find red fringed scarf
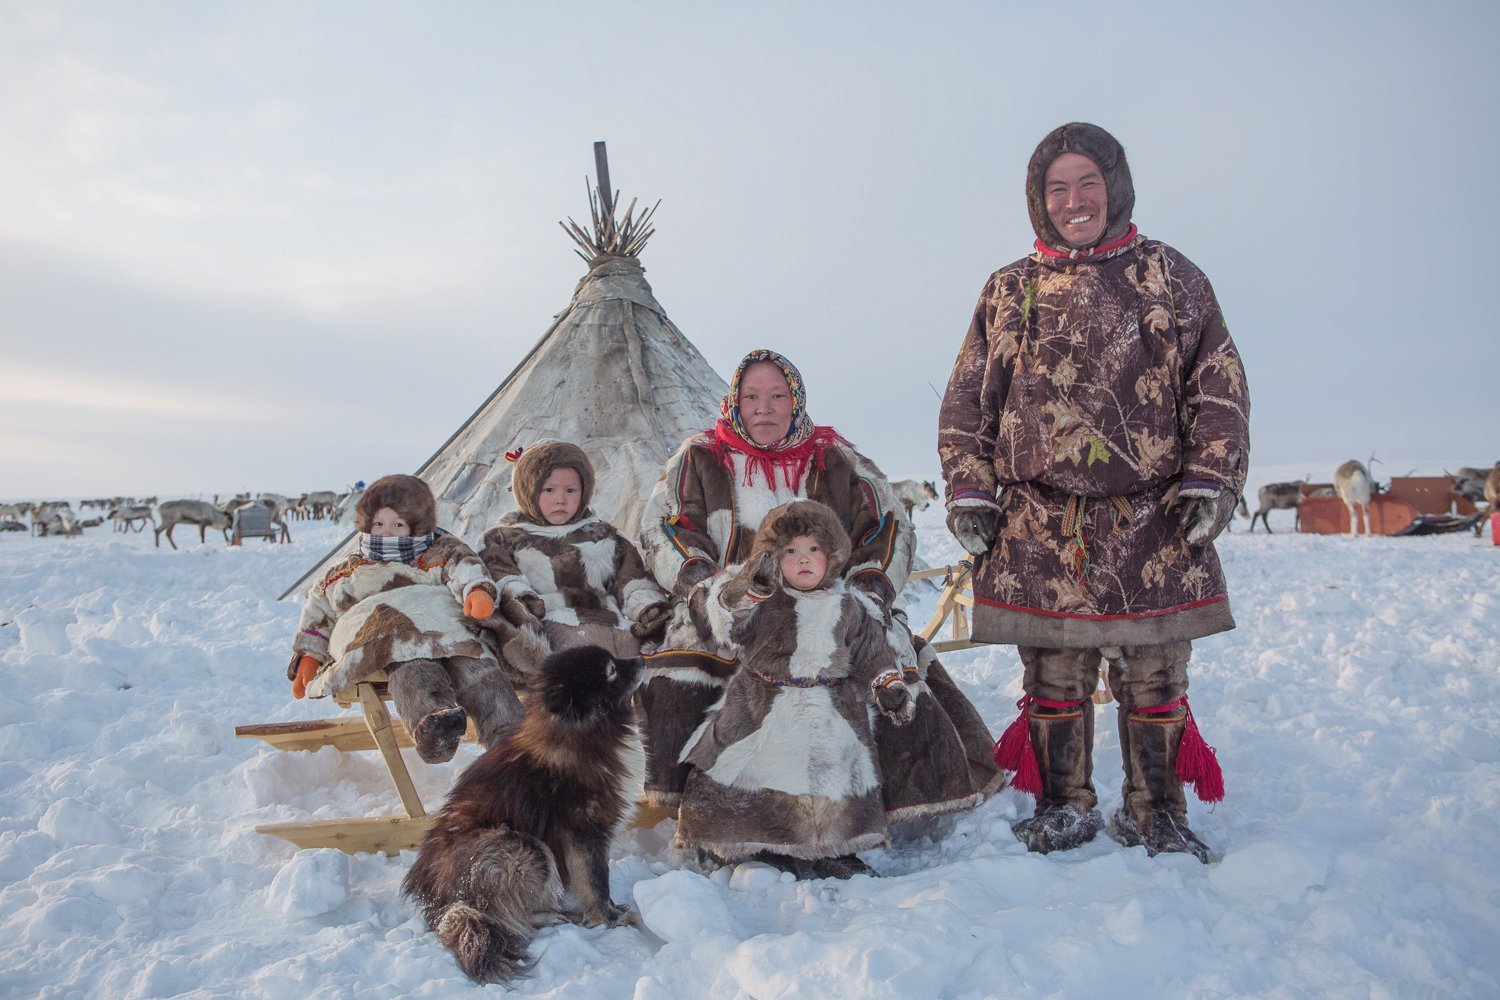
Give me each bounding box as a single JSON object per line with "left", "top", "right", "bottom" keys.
{"left": 708, "top": 420, "right": 849, "bottom": 492}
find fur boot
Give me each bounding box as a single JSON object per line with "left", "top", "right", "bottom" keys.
{"left": 1107, "top": 706, "right": 1214, "bottom": 863}
{"left": 1011, "top": 700, "right": 1102, "bottom": 853}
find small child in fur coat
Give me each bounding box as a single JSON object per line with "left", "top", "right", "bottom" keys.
{"left": 673, "top": 499, "right": 916, "bottom": 880}
{"left": 287, "top": 474, "right": 526, "bottom": 764}
{"left": 478, "top": 441, "right": 672, "bottom": 673}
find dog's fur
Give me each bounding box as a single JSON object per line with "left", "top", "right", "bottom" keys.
{"left": 402, "top": 644, "right": 644, "bottom": 983}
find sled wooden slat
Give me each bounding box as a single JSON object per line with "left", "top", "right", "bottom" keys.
{"left": 237, "top": 671, "right": 471, "bottom": 855}
{"left": 253, "top": 815, "right": 436, "bottom": 855}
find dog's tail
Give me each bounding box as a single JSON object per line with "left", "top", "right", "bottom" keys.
{"left": 437, "top": 903, "right": 533, "bottom": 983}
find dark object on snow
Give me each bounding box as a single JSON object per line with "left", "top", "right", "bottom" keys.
{"left": 1393, "top": 512, "right": 1485, "bottom": 537}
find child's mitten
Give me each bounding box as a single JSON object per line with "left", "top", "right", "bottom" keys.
{"left": 464, "top": 589, "right": 495, "bottom": 619}
{"left": 291, "top": 654, "right": 320, "bottom": 699}
{"left": 872, "top": 671, "right": 916, "bottom": 725}
{"left": 631, "top": 600, "right": 674, "bottom": 640}
{"left": 500, "top": 592, "right": 544, "bottom": 627}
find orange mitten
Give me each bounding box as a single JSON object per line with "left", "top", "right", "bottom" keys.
{"left": 464, "top": 589, "right": 495, "bottom": 619}
{"left": 291, "top": 654, "right": 320, "bottom": 699}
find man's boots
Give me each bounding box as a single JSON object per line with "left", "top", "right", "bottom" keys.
{"left": 1010, "top": 700, "right": 1103, "bottom": 853}
{"left": 1108, "top": 704, "right": 1214, "bottom": 863}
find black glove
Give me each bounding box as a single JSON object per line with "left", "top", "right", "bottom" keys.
{"left": 1177, "top": 486, "right": 1238, "bottom": 545}
{"left": 946, "top": 506, "right": 999, "bottom": 556}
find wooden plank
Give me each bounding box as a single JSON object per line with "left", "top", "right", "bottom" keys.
{"left": 255, "top": 816, "right": 436, "bottom": 855}
{"left": 235, "top": 715, "right": 477, "bottom": 753}
{"left": 357, "top": 684, "right": 427, "bottom": 819}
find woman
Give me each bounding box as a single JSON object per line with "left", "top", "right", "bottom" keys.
{"left": 637, "top": 349, "right": 1001, "bottom": 850}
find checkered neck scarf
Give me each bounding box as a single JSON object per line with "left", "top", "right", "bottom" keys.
{"left": 357, "top": 527, "right": 447, "bottom": 564}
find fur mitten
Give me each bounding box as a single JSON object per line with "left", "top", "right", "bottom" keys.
{"left": 500, "top": 591, "right": 544, "bottom": 628}
{"left": 722, "top": 550, "right": 777, "bottom": 608}
{"left": 675, "top": 557, "right": 720, "bottom": 596}
{"left": 290, "top": 654, "right": 320, "bottom": 699}
{"left": 849, "top": 569, "right": 896, "bottom": 614}
{"left": 872, "top": 671, "right": 916, "bottom": 726}
{"left": 631, "top": 601, "right": 674, "bottom": 641}
{"left": 947, "top": 507, "right": 999, "bottom": 556}
{"left": 1175, "top": 483, "right": 1237, "bottom": 545}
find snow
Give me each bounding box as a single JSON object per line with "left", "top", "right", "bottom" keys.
{"left": 3, "top": 503, "right": 1499, "bottom": 999}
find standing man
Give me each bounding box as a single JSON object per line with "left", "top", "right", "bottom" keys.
{"left": 938, "top": 122, "right": 1249, "bottom": 862}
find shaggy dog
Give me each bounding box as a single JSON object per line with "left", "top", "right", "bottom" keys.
{"left": 402, "top": 644, "right": 644, "bottom": 982}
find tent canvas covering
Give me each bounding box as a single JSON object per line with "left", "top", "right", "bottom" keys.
{"left": 281, "top": 249, "right": 727, "bottom": 600}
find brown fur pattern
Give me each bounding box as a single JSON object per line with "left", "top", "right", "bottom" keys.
{"left": 355, "top": 474, "right": 437, "bottom": 535}
{"left": 511, "top": 441, "right": 597, "bottom": 525}
{"left": 402, "top": 644, "right": 644, "bottom": 983}
{"left": 1025, "top": 121, "right": 1135, "bottom": 250}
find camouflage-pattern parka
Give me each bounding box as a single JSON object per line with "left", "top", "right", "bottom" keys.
{"left": 938, "top": 231, "right": 1250, "bottom": 648}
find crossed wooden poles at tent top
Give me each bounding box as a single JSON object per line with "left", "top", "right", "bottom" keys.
{"left": 560, "top": 182, "right": 659, "bottom": 262}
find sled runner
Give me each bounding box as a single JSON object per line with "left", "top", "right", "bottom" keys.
{"left": 235, "top": 671, "right": 476, "bottom": 855}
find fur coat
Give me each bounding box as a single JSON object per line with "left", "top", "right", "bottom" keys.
{"left": 938, "top": 233, "right": 1251, "bottom": 648}
{"left": 294, "top": 534, "right": 498, "bottom": 698}
{"left": 637, "top": 435, "right": 1000, "bottom": 815}
{"left": 479, "top": 512, "right": 666, "bottom": 661}
{"left": 674, "top": 504, "right": 909, "bottom": 860}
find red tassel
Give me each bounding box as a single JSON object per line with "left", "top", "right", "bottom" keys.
{"left": 992, "top": 697, "right": 1042, "bottom": 797}
{"left": 1175, "top": 698, "right": 1224, "bottom": 803}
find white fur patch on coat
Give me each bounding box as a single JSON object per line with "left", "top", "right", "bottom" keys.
{"left": 704, "top": 687, "right": 877, "bottom": 798}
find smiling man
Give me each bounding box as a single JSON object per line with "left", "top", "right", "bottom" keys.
{"left": 938, "top": 122, "right": 1251, "bottom": 862}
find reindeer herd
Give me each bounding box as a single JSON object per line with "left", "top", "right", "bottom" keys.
{"left": 0, "top": 489, "right": 365, "bottom": 549}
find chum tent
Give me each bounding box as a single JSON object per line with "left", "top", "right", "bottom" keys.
{"left": 280, "top": 148, "right": 727, "bottom": 600}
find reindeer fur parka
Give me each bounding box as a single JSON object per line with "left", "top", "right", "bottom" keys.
{"left": 479, "top": 442, "right": 667, "bottom": 664}
{"left": 637, "top": 428, "right": 1000, "bottom": 816}
{"left": 295, "top": 534, "right": 499, "bottom": 698}
{"left": 674, "top": 501, "right": 914, "bottom": 861}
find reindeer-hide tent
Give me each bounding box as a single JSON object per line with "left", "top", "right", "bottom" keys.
{"left": 279, "top": 164, "right": 727, "bottom": 600}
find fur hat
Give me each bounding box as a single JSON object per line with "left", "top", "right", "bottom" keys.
{"left": 355, "top": 474, "right": 437, "bottom": 535}
{"left": 750, "top": 499, "right": 851, "bottom": 590}
{"left": 512, "top": 441, "right": 596, "bottom": 525}
{"left": 1025, "top": 122, "right": 1135, "bottom": 251}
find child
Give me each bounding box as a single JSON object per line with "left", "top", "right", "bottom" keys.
{"left": 673, "top": 499, "right": 915, "bottom": 880}
{"left": 287, "top": 474, "right": 525, "bottom": 764}
{"left": 478, "top": 441, "right": 672, "bottom": 668}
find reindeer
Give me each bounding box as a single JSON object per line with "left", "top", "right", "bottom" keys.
{"left": 154, "top": 500, "right": 233, "bottom": 549}
{"left": 330, "top": 489, "right": 363, "bottom": 524}
{"left": 1334, "top": 460, "right": 1375, "bottom": 536}
{"left": 1448, "top": 465, "right": 1499, "bottom": 507}
{"left": 108, "top": 504, "right": 155, "bottom": 533}
{"left": 303, "top": 490, "right": 339, "bottom": 519}
{"left": 1248, "top": 480, "right": 1307, "bottom": 533}
{"left": 1476, "top": 467, "right": 1500, "bottom": 537}
{"left": 890, "top": 479, "right": 940, "bottom": 516}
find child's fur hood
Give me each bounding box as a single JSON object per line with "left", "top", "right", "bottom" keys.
{"left": 748, "top": 499, "right": 851, "bottom": 590}
{"left": 512, "top": 441, "right": 596, "bottom": 526}
{"left": 356, "top": 474, "right": 437, "bottom": 535}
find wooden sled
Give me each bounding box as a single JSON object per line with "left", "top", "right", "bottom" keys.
{"left": 914, "top": 560, "right": 1113, "bottom": 704}
{"left": 235, "top": 672, "right": 476, "bottom": 855}
{"left": 237, "top": 672, "right": 673, "bottom": 854}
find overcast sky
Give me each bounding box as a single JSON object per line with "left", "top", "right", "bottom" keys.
{"left": 2, "top": 1, "right": 1496, "bottom": 499}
